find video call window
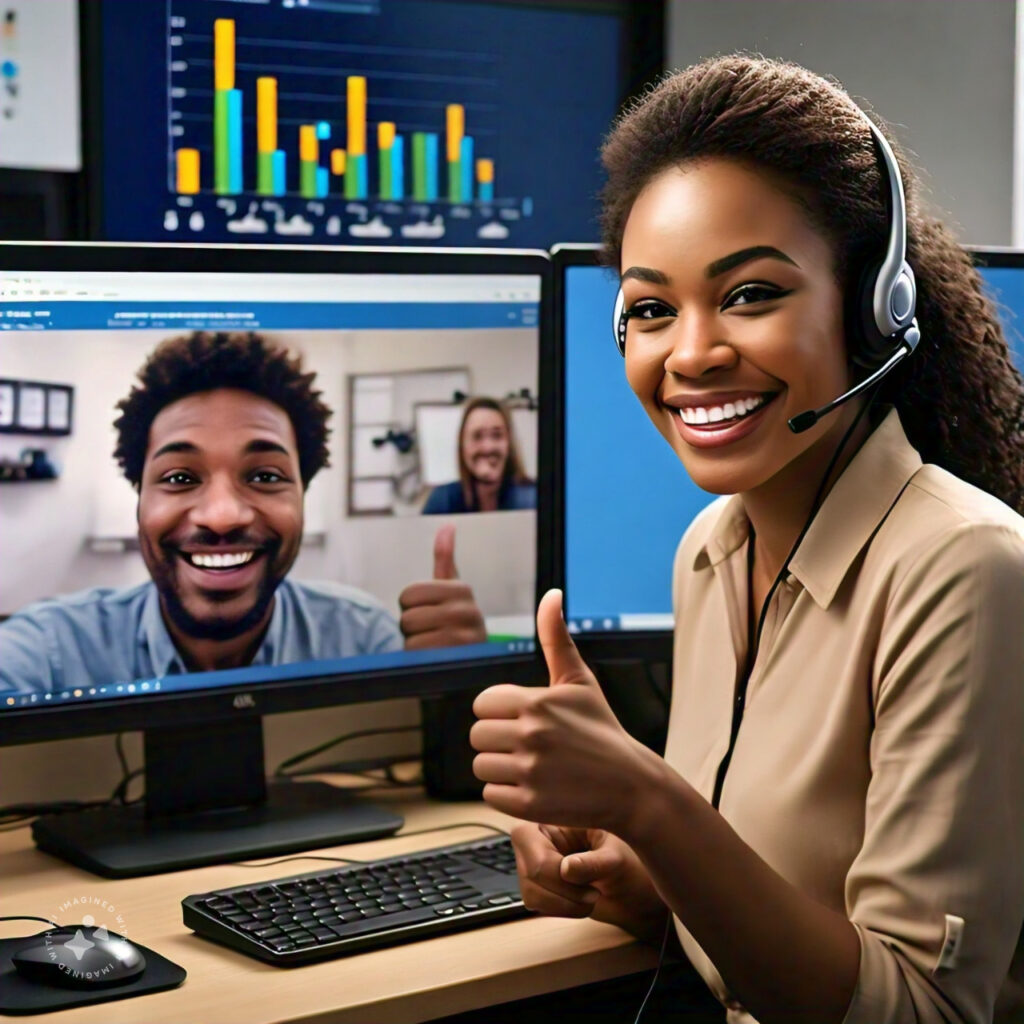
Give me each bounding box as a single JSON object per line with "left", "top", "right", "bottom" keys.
{"left": 0, "top": 268, "right": 540, "bottom": 709}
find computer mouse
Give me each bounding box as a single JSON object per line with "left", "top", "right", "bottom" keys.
{"left": 11, "top": 925, "right": 146, "bottom": 989}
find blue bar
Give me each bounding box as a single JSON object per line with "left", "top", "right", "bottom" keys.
{"left": 391, "top": 136, "right": 404, "bottom": 200}
{"left": 460, "top": 135, "right": 474, "bottom": 202}
{"left": 479, "top": 181, "right": 494, "bottom": 202}
{"left": 272, "top": 150, "right": 286, "bottom": 195}
{"left": 425, "top": 133, "right": 438, "bottom": 201}
{"left": 316, "top": 121, "right": 331, "bottom": 140}
{"left": 356, "top": 153, "right": 368, "bottom": 198}
{"left": 227, "top": 88, "right": 243, "bottom": 193}
{"left": 0, "top": 639, "right": 534, "bottom": 708}
{"left": 2, "top": 301, "right": 540, "bottom": 331}
{"left": 316, "top": 167, "right": 328, "bottom": 198}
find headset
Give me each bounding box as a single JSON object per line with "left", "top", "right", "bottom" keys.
{"left": 612, "top": 113, "right": 921, "bottom": 434}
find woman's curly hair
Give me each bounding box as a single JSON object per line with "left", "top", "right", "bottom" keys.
{"left": 113, "top": 331, "right": 332, "bottom": 489}
{"left": 600, "top": 55, "right": 1024, "bottom": 513}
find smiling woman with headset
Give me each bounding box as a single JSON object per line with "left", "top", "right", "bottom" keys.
{"left": 468, "top": 56, "right": 1024, "bottom": 1024}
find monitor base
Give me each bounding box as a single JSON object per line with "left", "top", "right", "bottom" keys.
{"left": 32, "top": 781, "right": 404, "bottom": 878}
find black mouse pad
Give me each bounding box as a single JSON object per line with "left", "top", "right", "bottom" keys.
{"left": 0, "top": 937, "right": 186, "bottom": 1016}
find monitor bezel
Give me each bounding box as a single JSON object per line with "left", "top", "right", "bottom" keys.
{"left": 551, "top": 242, "right": 673, "bottom": 664}
{"left": 967, "top": 245, "right": 1024, "bottom": 269}
{"left": 0, "top": 240, "right": 553, "bottom": 745}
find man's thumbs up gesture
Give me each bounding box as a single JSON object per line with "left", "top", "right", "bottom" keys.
{"left": 470, "top": 589, "right": 657, "bottom": 834}
{"left": 398, "top": 524, "right": 487, "bottom": 649}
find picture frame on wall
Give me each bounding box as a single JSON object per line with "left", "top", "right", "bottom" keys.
{"left": 0, "top": 379, "right": 74, "bottom": 435}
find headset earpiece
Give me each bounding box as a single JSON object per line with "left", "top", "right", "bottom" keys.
{"left": 613, "top": 288, "right": 627, "bottom": 356}
{"left": 853, "top": 119, "right": 919, "bottom": 369}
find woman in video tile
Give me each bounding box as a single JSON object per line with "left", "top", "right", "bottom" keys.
{"left": 422, "top": 397, "right": 536, "bottom": 514}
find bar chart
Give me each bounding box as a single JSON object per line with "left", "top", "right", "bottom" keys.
{"left": 165, "top": 5, "right": 527, "bottom": 241}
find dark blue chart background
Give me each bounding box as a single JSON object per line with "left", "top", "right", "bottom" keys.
{"left": 98, "top": 0, "right": 624, "bottom": 246}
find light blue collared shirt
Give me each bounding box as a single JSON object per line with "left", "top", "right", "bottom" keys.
{"left": 0, "top": 578, "right": 402, "bottom": 696}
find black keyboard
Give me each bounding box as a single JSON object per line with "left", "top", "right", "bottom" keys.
{"left": 182, "top": 834, "right": 528, "bottom": 965}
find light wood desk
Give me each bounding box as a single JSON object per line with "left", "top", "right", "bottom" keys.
{"left": 0, "top": 783, "right": 658, "bottom": 1024}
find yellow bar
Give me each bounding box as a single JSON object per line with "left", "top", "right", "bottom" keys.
{"left": 446, "top": 104, "right": 464, "bottom": 162}
{"left": 331, "top": 148, "right": 347, "bottom": 175}
{"left": 347, "top": 76, "right": 366, "bottom": 156}
{"left": 257, "top": 77, "right": 277, "bottom": 154}
{"left": 214, "top": 19, "right": 235, "bottom": 91}
{"left": 378, "top": 121, "right": 396, "bottom": 150}
{"left": 176, "top": 148, "right": 200, "bottom": 193}
{"left": 476, "top": 158, "right": 494, "bottom": 184}
{"left": 300, "top": 124, "right": 318, "bottom": 163}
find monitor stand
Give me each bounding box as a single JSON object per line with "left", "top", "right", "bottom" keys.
{"left": 31, "top": 717, "right": 404, "bottom": 878}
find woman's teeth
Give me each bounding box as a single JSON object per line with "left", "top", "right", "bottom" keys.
{"left": 678, "top": 395, "right": 771, "bottom": 426}
{"left": 187, "top": 551, "right": 255, "bottom": 569}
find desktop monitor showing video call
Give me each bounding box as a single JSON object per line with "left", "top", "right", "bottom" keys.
{"left": 556, "top": 244, "right": 1024, "bottom": 657}
{"left": 0, "top": 242, "right": 550, "bottom": 875}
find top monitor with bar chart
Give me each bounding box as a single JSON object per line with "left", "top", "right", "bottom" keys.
{"left": 87, "top": 0, "right": 654, "bottom": 247}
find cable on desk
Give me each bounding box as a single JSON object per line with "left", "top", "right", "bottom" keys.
{"left": 274, "top": 724, "right": 422, "bottom": 779}
{"left": 0, "top": 916, "right": 59, "bottom": 929}
{"left": 233, "top": 821, "right": 511, "bottom": 869}
{"left": 0, "top": 732, "right": 142, "bottom": 829}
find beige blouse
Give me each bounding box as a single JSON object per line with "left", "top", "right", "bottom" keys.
{"left": 666, "top": 408, "right": 1024, "bottom": 1024}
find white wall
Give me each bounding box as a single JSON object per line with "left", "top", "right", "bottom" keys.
{"left": 665, "top": 0, "right": 1018, "bottom": 245}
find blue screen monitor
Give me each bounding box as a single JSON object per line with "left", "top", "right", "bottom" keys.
{"left": 84, "top": 0, "right": 663, "bottom": 248}
{"left": 0, "top": 241, "right": 551, "bottom": 875}
{"left": 556, "top": 244, "right": 1024, "bottom": 663}
{"left": 554, "top": 244, "right": 714, "bottom": 658}
{"left": 972, "top": 247, "right": 1024, "bottom": 372}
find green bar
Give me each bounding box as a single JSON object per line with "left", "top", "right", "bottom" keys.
{"left": 412, "top": 133, "right": 426, "bottom": 202}
{"left": 345, "top": 161, "right": 358, "bottom": 199}
{"left": 300, "top": 159, "right": 317, "bottom": 198}
{"left": 214, "top": 90, "right": 230, "bottom": 194}
{"left": 257, "top": 151, "right": 274, "bottom": 195}
{"left": 379, "top": 146, "right": 392, "bottom": 200}
{"left": 448, "top": 160, "right": 460, "bottom": 203}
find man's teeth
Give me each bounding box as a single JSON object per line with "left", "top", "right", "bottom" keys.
{"left": 679, "top": 395, "right": 770, "bottom": 426}
{"left": 188, "top": 551, "right": 255, "bottom": 569}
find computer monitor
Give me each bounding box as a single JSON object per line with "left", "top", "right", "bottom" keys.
{"left": 81, "top": 0, "right": 663, "bottom": 247}
{"left": 971, "top": 246, "right": 1024, "bottom": 372}
{"left": 0, "top": 241, "right": 552, "bottom": 876}
{"left": 552, "top": 243, "right": 713, "bottom": 663}
{"left": 555, "top": 243, "right": 1024, "bottom": 666}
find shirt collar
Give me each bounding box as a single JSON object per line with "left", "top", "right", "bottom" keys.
{"left": 692, "top": 407, "right": 923, "bottom": 608}
{"left": 138, "top": 582, "right": 185, "bottom": 677}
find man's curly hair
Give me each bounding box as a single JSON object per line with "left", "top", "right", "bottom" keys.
{"left": 600, "top": 55, "right": 1024, "bottom": 513}
{"left": 113, "top": 331, "right": 332, "bottom": 489}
